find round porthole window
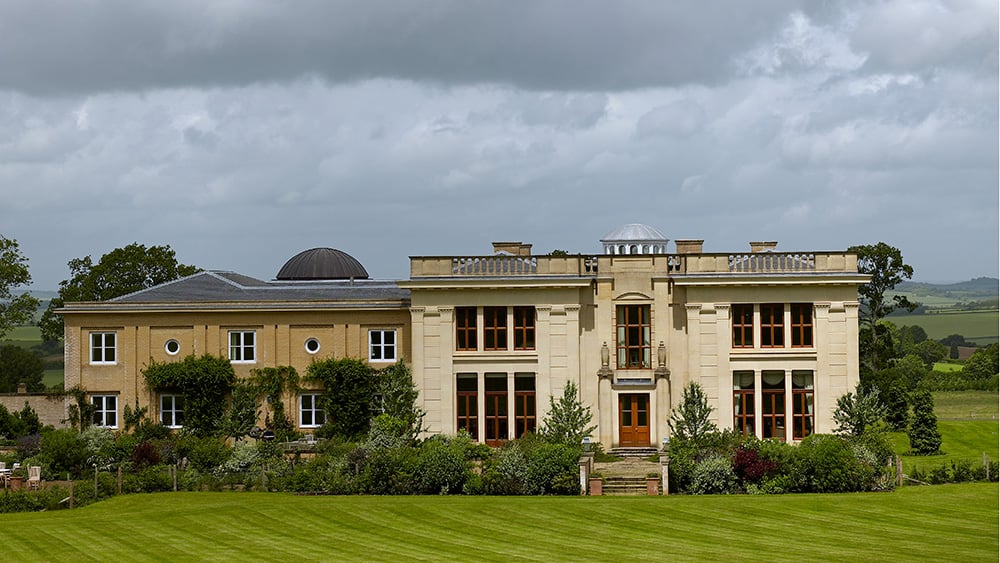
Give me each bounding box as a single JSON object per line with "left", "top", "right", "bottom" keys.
{"left": 305, "top": 338, "right": 321, "bottom": 354}
{"left": 165, "top": 339, "right": 181, "bottom": 355}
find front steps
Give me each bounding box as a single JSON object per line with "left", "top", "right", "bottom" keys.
{"left": 608, "top": 447, "right": 659, "bottom": 459}
{"left": 602, "top": 476, "right": 652, "bottom": 496}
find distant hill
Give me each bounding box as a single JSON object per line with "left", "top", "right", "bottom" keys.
{"left": 898, "top": 277, "right": 999, "bottom": 294}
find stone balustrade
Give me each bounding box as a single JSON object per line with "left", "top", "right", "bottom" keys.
{"left": 409, "top": 252, "right": 858, "bottom": 278}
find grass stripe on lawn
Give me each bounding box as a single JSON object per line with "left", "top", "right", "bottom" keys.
{"left": 0, "top": 484, "right": 995, "bottom": 562}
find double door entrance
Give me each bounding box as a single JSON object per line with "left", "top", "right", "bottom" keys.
{"left": 618, "top": 393, "right": 651, "bottom": 447}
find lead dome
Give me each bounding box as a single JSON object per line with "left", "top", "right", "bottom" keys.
{"left": 276, "top": 248, "right": 370, "bottom": 280}
{"left": 600, "top": 224, "right": 669, "bottom": 255}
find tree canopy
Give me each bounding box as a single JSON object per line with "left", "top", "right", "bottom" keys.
{"left": 0, "top": 236, "right": 40, "bottom": 340}
{"left": 0, "top": 344, "right": 46, "bottom": 393}
{"left": 849, "top": 242, "right": 917, "bottom": 372}
{"left": 40, "top": 243, "right": 199, "bottom": 341}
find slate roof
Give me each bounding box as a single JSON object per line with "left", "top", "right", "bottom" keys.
{"left": 98, "top": 271, "right": 409, "bottom": 304}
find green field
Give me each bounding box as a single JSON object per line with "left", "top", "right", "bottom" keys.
{"left": 890, "top": 391, "right": 999, "bottom": 474}
{"left": 888, "top": 310, "right": 999, "bottom": 345}
{"left": 1, "top": 325, "right": 65, "bottom": 389}
{"left": 0, "top": 485, "right": 995, "bottom": 562}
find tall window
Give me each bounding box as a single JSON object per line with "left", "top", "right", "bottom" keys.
{"left": 456, "top": 374, "right": 478, "bottom": 439}
{"left": 760, "top": 304, "right": 784, "bottom": 348}
{"left": 483, "top": 307, "right": 508, "bottom": 351}
{"left": 761, "top": 371, "right": 785, "bottom": 441}
{"left": 790, "top": 304, "right": 814, "bottom": 347}
{"left": 513, "top": 307, "right": 536, "bottom": 350}
{"left": 732, "top": 305, "right": 753, "bottom": 348}
{"left": 733, "top": 372, "right": 755, "bottom": 437}
{"left": 92, "top": 395, "right": 118, "bottom": 428}
{"left": 792, "top": 371, "right": 814, "bottom": 439}
{"left": 484, "top": 374, "right": 508, "bottom": 445}
{"left": 299, "top": 393, "right": 326, "bottom": 428}
{"left": 160, "top": 395, "right": 184, "bottom": 428}
{"left": 514, "top": 374, "right": 536, "bottom": 438}
{"left": 229, "top": 330, "right": 256, "bottom": 363}
{"left": 369, "top": 329, "right": 397, "bottom": 361}
{"left": 90, "top": 332, "right": 117, "bottom": 364}
{"left": 455, "top": 307, "right": 477, "bottom": 351}
{"left": 616, "top": 305, "right": 651, "bottom": 368}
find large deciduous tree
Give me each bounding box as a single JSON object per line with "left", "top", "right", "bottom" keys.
{"left": 0, "top": 236, "right": 40, "bottom": 340}
{"left": 0, "top": 344, "right": 46, "bottom": 392}
{"left": 849, "top": 242, "right": 917, "bottom": 372}
{"left": 40, "top": 243, "right": 199, "bottom": 341}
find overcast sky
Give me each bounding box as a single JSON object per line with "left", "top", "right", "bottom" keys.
{"left": 1, "top": 1, "right": 997, "bottom": 290}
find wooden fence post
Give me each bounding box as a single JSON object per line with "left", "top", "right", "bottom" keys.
{"left": 117, "top": 466, "right": 122, "bottom": 496}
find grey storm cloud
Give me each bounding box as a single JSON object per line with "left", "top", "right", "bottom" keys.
{"left": 0, "top": 1, "right": 996, "bottom": 290}
{"left": 0, "top": 0, "right": 808, "bottom": 94}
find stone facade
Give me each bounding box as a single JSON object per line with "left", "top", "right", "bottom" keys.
{"left": 58, "top": 230, "right": 867, "bottom": 447}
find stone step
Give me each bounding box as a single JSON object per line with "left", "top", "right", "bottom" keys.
{"left": 608, "top": 447, "right": 659, "bottom": 459}
{"left": 602, "top": 477, "right": 654, "bottom": 496}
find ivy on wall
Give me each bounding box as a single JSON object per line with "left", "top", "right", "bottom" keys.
{"left": 143, "top": 354, "right": 236, "bottom": 436}
{"left": 306, "top": 358, "right": 376, "bottom": 440}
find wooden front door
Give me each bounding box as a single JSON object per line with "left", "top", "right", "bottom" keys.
{"left": 619, "top": 394, "right": 651, "bottom": 447}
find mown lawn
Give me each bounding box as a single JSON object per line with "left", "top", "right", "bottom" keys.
{"left": 889, "top": 392, "right": 999, "bottom": 474}
{"left": 0, "top": 485, "right": 996, "bottom": 562}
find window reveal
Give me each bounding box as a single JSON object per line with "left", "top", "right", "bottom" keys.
{"left": 732, "top": 372, "right": 755, "bottom": 437}
{"left": 791, "top": 304, "right": 814, "bottom": 347}
{"left": 484, "top": 374, "right": 508, "bottom": 445}
{"left": 732, "top": 305, "right": 754, "bottom": 348}
{"left": 513, "top": 307, "right": 536, "bottom": 350}
{"left": 760, "top": 304, "right": 784, "bottom": 348}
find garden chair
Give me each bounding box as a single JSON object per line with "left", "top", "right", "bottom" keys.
{"left": 0, "top": 462, "right": 6, "bottom": 486}
{"left": 27, "top": 465, "right": 41, "bottom": 490}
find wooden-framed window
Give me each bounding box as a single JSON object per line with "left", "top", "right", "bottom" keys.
{"left": 514, "top": 373, "right": 536, "bottom": 438}
{"left": 228, "top": 330, "right": 256, "bottom": 363}
{"left": 483, "top": 307, "right": 508, "bottom": 351}
{"left": 733, "top": 371, "right": 755, "bottom": 437}
{"left": 513, "top": 307, "right": 536, "bottom": 350}
{"left": 790, "top": 303, "right": 814, "bottom": 347}
{"left": 456, "top": 374, "right": 478, "bottom": 439}
{"left": 616, "top": 305, "right": 651, "bottom": 368}
{"left": 792, "top": 371, "right": 814, "bottom": 440}
{"left": 91, "top": 395, "right": 118, "bottom": 428}
{"left": 760, "top": 304, "right": 784, "bottom": 348}
{"left": 455, "top": 307, "right": 477, "bottom": 351}
{"left": 299, "top": 393, "right": 326, "bottom": 428}
{"left": 368, "top": 329, "right": 397, "bottom": 361}
{"left": 160, "top": 395, "right": 184, "bottom": 428}
{"left": 484, "top": 374, "right": 508, "bottom": 445}
{"left": 761, "top": 371, "right": 785, "bottom": 441}
{"left": 90, "top": 332, "right": 117, "bottom": 364}
{"left": 732, "top": 304, "right": 754, "bottom": 348}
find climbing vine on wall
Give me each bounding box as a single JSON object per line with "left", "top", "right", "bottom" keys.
{"left": 306, "top": 358, "right": 376, "bottom": 439}
{"left": 143, "top": 354, "right": 236, "bottom": 436}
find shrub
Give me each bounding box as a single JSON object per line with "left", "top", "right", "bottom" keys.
{"left": 523, "top": 439, "right": 580, "bottom": 495}
{"left": 792, "top": 434, "right": 874, "bottom": 493}
{"left": 538, "top": 381, "right": 596, "bottom": 446}
{"left": 908, "top": 391, "right": 942, "bottom": 455}
{"left": 669, "top": 382, "right": 717, "bottom": 442}
{"left": 122, "top": 465, "right": 173, "bottom": 493}
{"left": 39, "top": 428, "right": 89, "bottom": 479}
{"left": 357, "top": 445, "right": 418, "bottom": 495}
{"left": 416, "top": 435, "right": 470, "bottom": 494}
{"left": 690, "top": 455, "right": 737, "bottom": 495}
{"left": 131, "top": 441, "right": 161, "bottom": 469}
{"left": 732, "top": 444, "right": 778, "bottom": 487}
{"left": 482, "top": 441, "right": 528, "bottom": 495}
{"left": 951, "top": 460, "right": 974, "bottom": 483}
{"left": 178, "top": 435, "right": 230, "bottom": 473}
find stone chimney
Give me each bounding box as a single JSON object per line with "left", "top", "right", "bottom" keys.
{"left": 674, "top": 240, "right": 704, "bottom": 254}
{"left": 749, "top": 241, "right": 778, "bottom": 253}
{"left": 492, "top": 241, "right": 533, "bottom": 256}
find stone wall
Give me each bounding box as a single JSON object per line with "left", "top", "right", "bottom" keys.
{"left": 0, "top": 393, "right": 68, "bottom": 428}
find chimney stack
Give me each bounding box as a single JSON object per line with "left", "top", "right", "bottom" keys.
{"left": 492, "top": 242, "right": 532, "bottom": 256}
{"left": 674, "top": 240, "right": 704, "bottom": 254}
{"left": 749, "top": 241, "right": 778, "bottom": 253}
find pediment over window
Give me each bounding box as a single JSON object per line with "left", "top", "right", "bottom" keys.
{"left": 613, "top": 291, "right": 652, "bottom": 301}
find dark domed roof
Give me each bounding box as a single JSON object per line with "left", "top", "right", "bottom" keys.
{"left": 276, "top": 248, "right": 369, "bottom": 280}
